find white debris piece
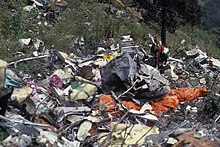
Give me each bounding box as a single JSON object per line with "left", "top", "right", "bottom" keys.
{"left": 31, "top": 0, "right": 43, "bottom": 7}
{"left": 33, "top": 39, "right": 44, "bottom": 50}
{"left": 121, "top": 35, "right": 133, "bottom": 41}
{"left": 164, "top": 65, "right": 178, "bottom": 80}
{"left": 185, "top": 48, "right": 207, "bottom": 57}
{"left": 77, "top": 121, "right": 92, "bottom": 141}
{"left": 208, "top": 58, "right": 220, "bottom": 68}
{"left": 140, "top": 64, "right": 169, "bottom": 85}
{"left": 199, "top": 78, "right": 206, "bottom": 85}
{"left": 19, "top": 38, "right": 31, "bottom": 46}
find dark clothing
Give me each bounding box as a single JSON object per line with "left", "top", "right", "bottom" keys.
{"left": 150, "top": 43, "right": 158, "bottom": 57}
{"left": 0, "top": 88, "right": 13, "bottom": 115}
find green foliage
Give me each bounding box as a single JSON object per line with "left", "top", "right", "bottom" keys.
{"left": 0, "top": 0, "right": 26, "bottom": 57}
{"left": 0, "top": 0, "right": 26, "bottom": 38}
{"left": 167, "top": 25, "right": 220, "bottom": 59}
{"left": 133, "top": 0, "right": 202, "bottom": 32}
{"left": 0, "top": 128, "right": 9, "bottom": 142}
{"left": 202, "top": 74, "right": 220, "bottom": 117}
{"left": 1, "top": 12, "right": 21, "bottom": 39}
{"left": 0, "top": 0, "right": 219, "bottom": 60}
{"left": 40, "top": 1, "right": 155, "bottom": 54}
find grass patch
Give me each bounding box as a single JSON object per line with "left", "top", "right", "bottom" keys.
{"left": 0, "top": 0, "right": 219, "bottom": 60}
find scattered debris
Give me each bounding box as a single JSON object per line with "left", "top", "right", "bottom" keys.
{"left": 176, "top": 131, "right": 219, "bottom": 147}
{"left": 0, "top": 16, "right": 220, "bottom": 145}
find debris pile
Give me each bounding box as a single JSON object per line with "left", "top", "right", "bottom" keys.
{"left": 0, "top": 32, "right": 219, "bottom": 147}
{"left": 0, "top": 1, "right": 220, "bottom": 145}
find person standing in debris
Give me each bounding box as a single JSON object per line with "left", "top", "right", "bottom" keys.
{"left": 155, "top": 38, "right": 165, "bottom": 61}
{"left": 149, "top": 35, "right": 159, "bottom": 67}
{"left": 149, "top": 34, "right": 168, "bottom": 68}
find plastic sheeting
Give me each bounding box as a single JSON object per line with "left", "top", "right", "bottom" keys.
{"left": 98, "top": 95, "right": 116, "bottom": 112}
{"left": 122, "top": 101, "right": 141, "bottom": 110}
{"left": 152, "top": 87, "right": 207, "bottom": 115}
{"left": 101, "top": 52, "right": 137, "bottom": 93}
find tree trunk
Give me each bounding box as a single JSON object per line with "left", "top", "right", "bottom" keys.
{"left": 161, "top": 0, "right": 166, "bottom": 46}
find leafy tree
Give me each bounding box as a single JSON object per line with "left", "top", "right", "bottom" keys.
{"left": 134, "top": 0, "right": 202, "bottom": 46}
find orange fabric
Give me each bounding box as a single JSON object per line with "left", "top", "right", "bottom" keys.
{"left": 152, "top": 102, "right": 168, "bottom": 115}
{"left": 159, "top": 95, "right": 179, "bottom": 109}
{"left": 168, "top": 87, "right": 207, "bottom": 102}
{"left": 98, "top": 95, "right": 116, "bottom": 112}
{"left": 122, "top": 101, "right": 141, "bottom": 110}
{"left": 152, "top": 88, "right": 207, "bottom": 115}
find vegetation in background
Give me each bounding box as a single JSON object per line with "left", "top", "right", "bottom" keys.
{"left": 202, "top": 0, "right": 220, "bottom": 29}
{"left": 132, "top": 0, "right": 202, "bottom": 46}
{"left": 0, "top": 0, "right": 219, "bottom": 60}
{"left": 0, "top": 0, "right": 220, "bottom": 60}
{"left": 168, "top": 25, "right": 220, "bottom": 58}
{"left": 202, "top": 74, "right": 220, "bottom": 118}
